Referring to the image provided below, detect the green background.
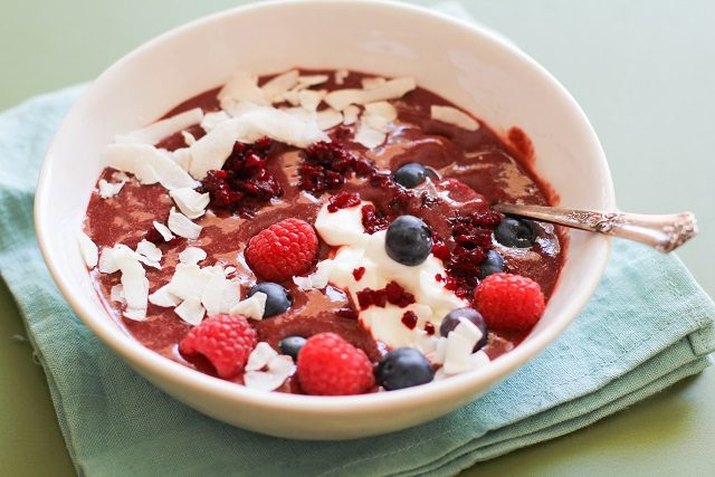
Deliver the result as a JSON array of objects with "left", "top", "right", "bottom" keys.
[{"left": 1, "top": 1, "right": 714, "bottom": 475}]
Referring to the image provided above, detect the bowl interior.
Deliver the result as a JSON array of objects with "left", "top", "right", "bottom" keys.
[{"left": 35, "top": 0, "right": 614, "bottom": 437}]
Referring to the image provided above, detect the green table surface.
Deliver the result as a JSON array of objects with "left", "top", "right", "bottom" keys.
[{"left": 2, "top": 1, "right": 714, "bottom": 475}]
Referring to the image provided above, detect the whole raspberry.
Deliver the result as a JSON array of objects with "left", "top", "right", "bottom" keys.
[
  {"left": 473, "top": 273, "right": 545, "bottom": 331},
  {"left": 179, "top": 314, "right": 257, "bottom": 379},
  {"left": 296, "top": 333, "right": 375, "bottom": 396},
  {"left": 245, "top": 218, "right": 319, "bottom": 282}
]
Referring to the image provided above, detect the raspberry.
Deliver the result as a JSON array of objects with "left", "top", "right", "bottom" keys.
[
  {"left": 245, "top": 218, "right": 319, "bottom": 282},
  {"left": 296, "top": 333, "right": 375, "bottom": 395},
  {"left": 473, "top": 273, "right": 545, "bottom": 331},
  {"left": 178, "top": 314, "right": 257, "bottom": 379}
]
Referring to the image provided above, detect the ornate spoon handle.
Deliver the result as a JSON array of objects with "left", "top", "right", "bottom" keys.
[{"left": 493, "top": 203, "right": 698, "bottom": 253}]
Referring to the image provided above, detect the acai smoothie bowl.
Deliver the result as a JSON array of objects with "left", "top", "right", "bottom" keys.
[{"left": 35, "top": 0, "right": 614, "bottom": 439}]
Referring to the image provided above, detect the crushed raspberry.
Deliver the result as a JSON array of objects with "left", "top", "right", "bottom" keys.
[
  {"left": 385, "top": 281, "right": 416, "bottom": 308},
  {"left": 298, "top": 141, "right": 359, "bottom": 194},
  {"left": 327, "top": 192, "right": 362, "bottom": 213},
  {"left": 245, "top": 218, "right": 319, "bottom": 282},
  {"left": 178, "top": 314, "right": 257, "bottom": 379},
  {"left": 352, "top": 267, "right": 366, "bottom": 281},
  {"left": 356, "top": 281, "right": 415, "bottom": 310},
  {"left": 434, "top": 210, "right": 504, "bottom": 298},
  {"left": 361, "top": 204, "right": 394, "bottom": 234},
  {"left": 401, "top": 311, "right": 418, "bottom": 330},
  {"left": 296, "top": 333, "right": 375, "bottom": 395},
  {"left": 431, "top": 235, "right": 450, "bottom": 261},
  {"left": 474, "top": 273, "right": 545, "bottom": 331},
  {"left": 199, "top": 138, "right": 281, "bottom": 216},
  {"left": 435, "top": 273, "right": 443, "bottom": 282},
  {"left": 424, "top": 322, "right": 436, "bottom": 335}
]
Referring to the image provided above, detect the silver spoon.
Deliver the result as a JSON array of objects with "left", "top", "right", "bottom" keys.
[{"left": 492, "top": 203, "right": 698, "bottom": 253}]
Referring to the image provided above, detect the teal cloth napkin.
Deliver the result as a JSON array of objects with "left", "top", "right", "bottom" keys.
[{"left": 2, "top": 91, "right": 715, "bottom": 476}]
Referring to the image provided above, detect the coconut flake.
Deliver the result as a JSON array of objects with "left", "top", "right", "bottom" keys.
[
  {"left": 152, "top": 221, "right": 175, "bottom": 242},
  {"left": 363, "top": 101, "right": 397, "bottom": 130},
  {"left": 98, "top": 179, "right": 125, "bottom": 199},
  {"left": 174, "top": 296, "right": 205, "bottom": 326},
  {"left": 229, "top": 292, "right": 267, "bottom": 320},
  {"left": 169, "top": 188, "right": 210, "bottom": 219},
  {"left": 298, "top": 89, "right": 326, "bottom": 111},
  {"left": 98, "top": 246, "right": 120, "bottom": 274},
  {"left": 316, "top": 108, "right": 344, "bottom": 130},
  {"left": 169, "top": 148, "right": 192, "bottom": 170},
  {"left": 218, "top": 72, "right": 266, "bottom": 109},
  {"left": 361, "top": 77, "right": 387, "bottom": 90},
  {"left": 178, "top": 247, "right": 207, "bottom": 265},
  {"left": 354, "top": 124, "right": 386, "bottom": 149},
  {"left": 104, "top": 143, "right": 199, "bottom": 190},
  {"left": 112, "top": 245, "right": 149, "bottom": 321},
  {"left": 293, "top": 259, "right": 335, "bottom": 291},
  {"left": 442, "top": 318, "right": 482, "bottom": 374},
  {"left": 188, "top": 118, "right": 241, "bottom": 179},
  {"left": 78, "top": 231, "right": 98, "bottom": 268},
  {"left": 261, "top": 69, "right": 299, "bottom": 103},
  {"left": 244, "top": 355, "right": 293, "bottom": 392},
  {"left": 324, "top": 77, "right": 416, "bottom": 111},
  {"left": 167, "top": 207, "right": 202, "bottom": 240},
  {"left": 245, "top": 342, "right": 278, "bottom": 372},
  {"left": 200, "top": 111, "right": 232, "bottom": 132},
  {"left": 334, "top": 69, "right": 349, "bottom": 85},
  {"left": 430, "top": 105, "right": 479, "bottom": 131},
  {"left": 181, "top": 130, "right": 197, "bottom": 146},
  {"left": 296, "top": 74, "right": 330, "bottom": 89},
  {"left": 148, "top": 284, "right": 182, "bottom": 307},
  {"left": 110, "top": 284, "right": 126, "bottom": 304},
  {"left": 115, "top": 108, "right": 204, "bottom": 145},
  {"left": 135, "top": 239, "right": 162, "bottom": 269},
  {"left": 201, "top": 273, "right": 239, "bottom": 316},
  {"left": 342, "top": 105, "right": 360, "bottom": 125},
  {"left": 282, "top": 90, "right": 301, "bottom": 106}
]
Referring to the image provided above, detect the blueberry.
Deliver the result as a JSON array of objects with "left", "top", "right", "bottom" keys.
[
  {"left": 439, "top": 307, "right": 488, "bottom": 351},
  {"left": 478, "top": 250, "right": 504, "bottom": 279},
  {"left": 375, "top": 348, "right": 435, "bottom": 390},
  {"left": 393, "top": 163, "right": 429, "bottom": 188},
  {"left": 385, "top": 215, "right": 433, "bottom": 266},
  {"left": 494, "top": 217, "right": 537, "bottom": 248},
  {"left": 247, "top": 282, "right": 292, "bottom": 318},
  {"left": 279, "top": 335, "right": 306, "bottom": 361}
]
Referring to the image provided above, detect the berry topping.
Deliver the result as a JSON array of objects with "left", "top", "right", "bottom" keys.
[
  {"left": 278, "top": 335, "right": 307, "bottom": 361},
  {"left": 298, "top": 141, "right": 363, "bottom": 194},
  {"left": 247, "top": 282, "right": 292, "bottom": 318},
  {"left": 439, "top": 307, "right": 488, "bottom": 351},
  {"left": 385, "top": 215, "right": 433, "bottom": 266},
  {"left": 199, "top": 138, "right": 281, "bottom": 216},
  {"left": 352, "top": 267, "right": 366, "bottom": 281},
  {"left": 494, "top": 217, "right": 537, "bottom": 248},
  {"left": 356, "top": 281, "right": 416, "bottom": 310},
  {"left": 327, "top": 191, "right": 362, "bottom": 212},
  {"left": 474, "top": 273, "right": 545, "bottom": 331},
  {"left": 393, "top": 162, "right": 429, "bottom": 188},
  {"left": 375, "top": 348, "right": 435, "bottom": 391},
  {"left": 245, "top": 218, "right": 319, "bottom": 282},
  {"left": 361, "top": 204, "right": 393, "bottom": 234},
  {"left": 478, "top": 250, "right": 505, "bottom": 279},
  {"left": 178, "top": 314, "right": 257, "bottom": 379},
  {"left": 401, "top": 310, "right": 418, "bottom": 329},
  {"left": 296, "top": 333, "right": 375, "bottom": 395}
]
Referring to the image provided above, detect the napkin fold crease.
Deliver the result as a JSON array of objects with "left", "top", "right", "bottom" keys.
[{"left": 1, "top": 44, "right": 714, "bottom": 477}]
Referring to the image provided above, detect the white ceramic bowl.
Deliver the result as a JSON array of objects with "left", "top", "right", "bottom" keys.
[{"left": 35, "top": 0, "right": 615, "bottom": 439}]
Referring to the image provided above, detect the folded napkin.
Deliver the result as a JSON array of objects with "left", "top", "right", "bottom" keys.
[{"left": 2, "top": 49, "right": 715, "bottom": 477}]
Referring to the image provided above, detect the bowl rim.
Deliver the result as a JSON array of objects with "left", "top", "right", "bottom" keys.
[{"left": 34, "top": 0, "right": 615, "bottom": 414}]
